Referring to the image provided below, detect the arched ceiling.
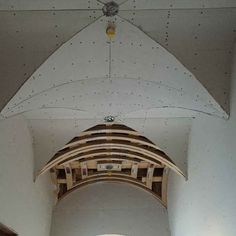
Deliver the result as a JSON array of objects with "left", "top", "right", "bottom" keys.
[
  {"left": 0, "top": 12, "right": 229, "bottom": 119},
  {"left": 0, "top": 2, "right": 235, "bottom": 116},
  {"left": 28, "top": 117, "right": 191, "bottom": 178},
  {"left": 39, "top": 123, "right": 183, "bottom": 206}
]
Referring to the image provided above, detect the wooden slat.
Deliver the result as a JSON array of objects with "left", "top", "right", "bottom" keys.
[
  {"left": 161, "top": 167, "right": 170, "bottom": 206},
  {"left": 142, "top": 176, "right": 162, "bottom": 183},
  {"left": 56, "top": 160, "right": 163, "bottom": 169},
  {"left": 131, "top": 163, "right": 138, "bottom": 178},
  {"left": 50, "top": 168, "right": 60, "bottom": 197},
  {"left": 146, "top": 166, "right": 154, "bottom": 189},
  {"left": 81, "top": 162, "right": 88, "bottom": 179},
  {"left": 50, "top": 168, "right": 58, "bottom": 185},
  {"left": 64, "top": 164, "right": 73, "bottom": 190},
  {"left": 57, "top": 179, "right": 67, "bottom": 184}
]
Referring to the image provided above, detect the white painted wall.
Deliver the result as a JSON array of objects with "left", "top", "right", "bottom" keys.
[
  {"left": 51, "top": 182, "right": 171, "bottom": 236},
  {"left": 167, "top": 45, "right": 236, "bottom": 235},
  {"left": 0, "top": 118, "right": 53, "bottom": 236}
]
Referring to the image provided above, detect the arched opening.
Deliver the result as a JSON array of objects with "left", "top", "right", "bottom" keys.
[
  {"left": 38, "top": 123, "right": 184, "bottom": 207},
  {"left": 50, "top": 182, "right": 170, "bottom": 236}
]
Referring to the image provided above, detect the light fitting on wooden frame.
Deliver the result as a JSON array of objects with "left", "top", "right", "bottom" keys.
[{"left": 38, "top": 123, "right": 184, "bottom": 207}]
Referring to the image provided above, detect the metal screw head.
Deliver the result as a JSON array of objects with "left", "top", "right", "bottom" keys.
[{"left": 102, "top": 1, "right": 119, "bottom": 17}]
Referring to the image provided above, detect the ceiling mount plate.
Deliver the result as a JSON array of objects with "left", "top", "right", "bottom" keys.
[
  {"left": 104, "top": 115, "right": 115, "bottom": 122},
  {"left": 102, "top": 1, "right": 119, "bottom": 17}
]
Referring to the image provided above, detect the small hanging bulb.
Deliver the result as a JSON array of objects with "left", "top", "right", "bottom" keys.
[{"left": 106, "top": 22, "right": 116, "bottom": 39}]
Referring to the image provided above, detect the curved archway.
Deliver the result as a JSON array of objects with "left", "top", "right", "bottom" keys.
[
  {"left": 51, "top": 182, "right": 170, "bottom": 236},
  {"left": 39, "top": 123, "right": 181, "bottom": 206},
  {"left": 60, "top": 174, "right": 164, "bottom": 205}
]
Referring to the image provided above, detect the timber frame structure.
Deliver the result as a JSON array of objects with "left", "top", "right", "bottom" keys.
[{"left": 39, "top": 123, "right": 184, "bottom": 207}]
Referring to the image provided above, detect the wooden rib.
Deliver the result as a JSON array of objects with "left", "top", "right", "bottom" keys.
[
  {"left": 64, "top": 164, "right": 73, "bottom": 190},
  {"left": 40, "top": 149, "right": 165, "bottom": 175},
  {"left": 85, "top": 124, "right": 135, "bottom": 132},
  {"left": 50, "top": 168, "right": 59, "bottom": 196},
  {"left": 56, "top": 159, "right": 163, "bottom": 170},
  {"left": 58, "top": 174, "right": 165, "bottom": 207},
  {"left": 57, "top": 179, "right": 67, "bottom": 184},
  {"left": 142, "top": 176, "right": 162, "bottom": 182},
  {"left": 41, "top": 141, "right": 172, "bottom": 169},
  {"left": 60, "top": 152, "right": 162, "bottom": 167},
  {"left": 39, "top": 143, "right": 184, "bottom": 177},
  {"left": 161, "top": 167, "right": 170, "bottom": 206},
  {"left": 81, "top": 162, "right": 88, "bottom": 179},
  {"left": 131, "top": 163, "right": 138, "bottom": 178},
  {"left": 63, "top": 133, "right": 160, "bottom": 150},
  {"left": 146, "top": 165, "right": 154, "bottom": 189},
  {"left": 55, "top": 139, "right": 166, "bottom": 162},
  {"left": 80, "top": 129, "right": 138, "bottom": 136},
  {"left": 50, "top": 168, "right": 58, "bottom": 185}
]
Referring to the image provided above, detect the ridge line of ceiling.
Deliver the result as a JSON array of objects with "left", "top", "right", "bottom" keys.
[{"left": 1, "top": 7, "right": 236, "bottom": 12}]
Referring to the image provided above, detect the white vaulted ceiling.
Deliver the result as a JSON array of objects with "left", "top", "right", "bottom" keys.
[
  {"left": 0, "top": 0, "right": 235, "bottom": 181},
  {"left": 0, "top": 13, "right": 231, "bottom": 119},
  {"left": 0, "top": 2, "right": 235, "bottom": 117},
  {"left": 0, "top": 2, "right": 236, "bottom": 233}
]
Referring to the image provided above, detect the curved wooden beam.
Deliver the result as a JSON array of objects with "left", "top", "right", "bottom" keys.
[
  {"left": 58, "top": 173, "right": 165, "bottom": 206},
  {"left": 57, "top": 151, "right": 164, "bottom": 167},
  {"left": 44, "top": 139, "right": 171, "bottom": 166},
  {"left": 39, "top": 149, "right": 163, "bottom": 175},
  {"left": 39, "top": 142, "right": 184, "bottom": 176},
  {"left": 63, "top": 133, "right": 161, "bottom": 150},
  {"left": 57, "top": 154, "right": 164, "bottom": 168},
  {"left": 54, "top": 139, "right": 167, "bottom": 162}
]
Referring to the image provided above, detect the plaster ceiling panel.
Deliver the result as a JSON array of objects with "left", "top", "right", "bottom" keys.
[
  {"left": 1, "top": 77, "right": 224, "bottom": 119},
  {"left": 1, "top": 15, "right": 228, "bottom": 119},
  {"left": 166, "top": 9, "right": 236, "bottom": 50},
  {"left": 120, "top": 8, "right": 236, "bottom": 114},
  {"left": 119, "top": 108, "right": 203, "bottom": 119},
  {"left": 111, "top": 16, "right": 227, "bottom": 118},
  {"left": 172, "top": 49, "right": 232, "bottom": 112},
  {"left": 120, "top": 0, "right": 236, "bottom": 10},
  {"left": 0, "top": 0, "right": 103, "bottom": 10},
  {"left": 120, "top": 8, "right": 236, "bottom": 50},
  {"left": 21, "top": 108, "right": 95, "bottom": 120},
  {"left": 1, "top": 17, "right": 109, "bottom": 116},
  {"left": 0, "top": 10, "right": 102, "bottom": 110},
  {"left": 1, "top": 0, "right": 235, "bottom": 10}
]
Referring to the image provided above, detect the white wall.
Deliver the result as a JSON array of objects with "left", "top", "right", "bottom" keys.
[
  {"left": 51, "top": 182, "right": 171, "bottom": 236},
  {"left": 0, "top": 118, "right": 53, "bottom": 236},
  {"left": 167, "top": 45, "right": 236, "bottom": 235}
]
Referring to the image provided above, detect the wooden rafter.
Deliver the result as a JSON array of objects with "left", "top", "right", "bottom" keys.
[
  {"left": 39, "top": 142, "right": 183, "bottom": 176},
  {"left": 38, "top": 123, "right": 184, "bottom": 207}
]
